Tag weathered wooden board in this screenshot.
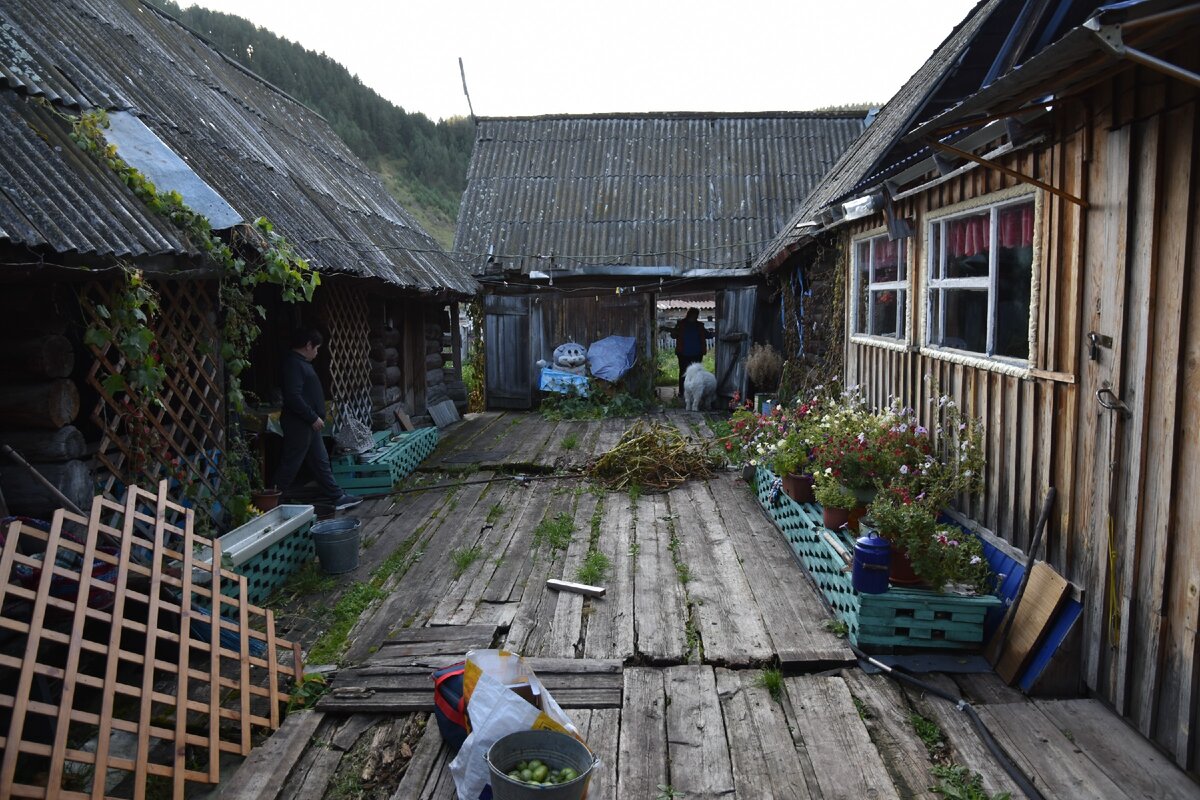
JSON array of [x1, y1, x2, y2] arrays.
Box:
[[992, 561, 1070, 684], [541, 491, 600, 658], [217, 710, 324, 800], [368, 624, 500, 660], [616, 667, 669, 798], [632, 493, 689, 662], [709, 475, 855, 665], [976, 701, 1134, 799], [319, 657, 623, 714], [502, 488, 580, 655], [480, 480, 559, 605], [901, 674, 1022, 800], [663, 665, 735, 799], [344, 476, 498, 662], [671, 480, 773, 665], [784, 675, 901, 800], [388, 716, 457, 800], [716, 668, 817, 799], [583, 493, 637, 659], [839, 670, 938, 800], [1036, 699, 1200, 800]]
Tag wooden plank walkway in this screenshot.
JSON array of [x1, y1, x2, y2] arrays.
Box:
[[214, 412, 1200, 800]]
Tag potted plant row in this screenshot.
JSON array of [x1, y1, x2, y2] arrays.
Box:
[[728, 378, 992, 595]]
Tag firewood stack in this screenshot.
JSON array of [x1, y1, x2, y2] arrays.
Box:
[[0, 295, 92, 516], [367, 299, 410, 430]]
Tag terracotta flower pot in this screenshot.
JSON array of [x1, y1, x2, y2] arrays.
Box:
[[782, 473, 816, 504], [847, 503, 867, 533], [250, 487, 282, 512], [880, 531, 922, 586], [823, 505, 851, 531]]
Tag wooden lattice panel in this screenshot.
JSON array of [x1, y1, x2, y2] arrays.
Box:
[[0, 481, 302, 799], [84, 278, 228, 524], [317, 281, 372, 432]]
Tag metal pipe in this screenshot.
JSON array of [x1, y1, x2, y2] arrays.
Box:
[[1120, 46, 1200, 89], [0, 444, 85, 516]]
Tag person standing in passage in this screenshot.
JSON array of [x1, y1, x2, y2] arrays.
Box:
[[672, 307, 709, 396], [274, 328, 362, 510]]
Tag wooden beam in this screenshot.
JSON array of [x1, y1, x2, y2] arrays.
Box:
[[931, 141, 1089, 208]]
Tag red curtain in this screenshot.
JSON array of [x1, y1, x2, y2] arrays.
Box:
[[945, 202, 1033, 258]]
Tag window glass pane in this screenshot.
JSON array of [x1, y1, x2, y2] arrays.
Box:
[[994, 202, 1034, 358], [943, 210, 991, 279], [897, 239, 907, 281], [874, 237, 900, 282], [929, 288, 940, 343], [870, 289, 899, 337], [940, 288, 988, 353], [930, 224, 941, 279], [854, 240, 870, 333]]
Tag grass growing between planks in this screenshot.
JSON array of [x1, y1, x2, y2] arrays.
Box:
[[533, 512, 575, 553], [451, 545, 483, 578], [305, 526, 427, 665], [909, 712, 1011, 800], [574, 497, 611, 586], [755, 667, 784, 703]]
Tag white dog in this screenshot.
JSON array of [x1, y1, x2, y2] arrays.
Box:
[[683, 363, 717, 411]]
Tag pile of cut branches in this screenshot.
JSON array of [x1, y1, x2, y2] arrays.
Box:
[[588, 421, 716, 491]]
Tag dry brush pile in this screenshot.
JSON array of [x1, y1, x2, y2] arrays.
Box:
[[587, 421, 717, 491]]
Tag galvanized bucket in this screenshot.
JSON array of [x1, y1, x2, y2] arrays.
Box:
[[486, 729, 598, 800], [310, 517, 361, 574]]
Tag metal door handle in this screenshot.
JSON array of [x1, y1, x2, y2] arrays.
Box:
[[1096, 385, 1129, 415]]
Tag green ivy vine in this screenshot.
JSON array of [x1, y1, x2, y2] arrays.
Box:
[[72, 109, 321, 525]]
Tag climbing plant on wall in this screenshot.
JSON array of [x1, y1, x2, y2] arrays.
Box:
[[72, 109, 320, 526]]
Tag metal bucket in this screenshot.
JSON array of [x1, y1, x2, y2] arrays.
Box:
[[310, 517, 361, 574], [486, 730, 598, 800]]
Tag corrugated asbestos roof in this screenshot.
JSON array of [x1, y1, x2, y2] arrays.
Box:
[[753, 0, 1007, 271], [454, 112, 865, 276], [0, 0, 476, 295]]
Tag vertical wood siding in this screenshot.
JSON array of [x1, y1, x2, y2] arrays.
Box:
[[842, 60, 1200, 770]]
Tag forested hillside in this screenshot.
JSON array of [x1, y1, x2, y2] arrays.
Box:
[[146, 0, 473, 248]]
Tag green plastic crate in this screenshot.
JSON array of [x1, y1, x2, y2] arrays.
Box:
[[755, 466, 1000, 652], [330, 427, 439, 492]]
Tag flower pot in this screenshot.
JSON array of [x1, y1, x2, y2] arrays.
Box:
[[823, 505, 851, 531], [851, 486, 878, 504], [847, 503, 867, 533], [782, 473, 816, 504], [250, 487, 282, 511], [741, 463, 757, 483], [883, 536, 922, 586]]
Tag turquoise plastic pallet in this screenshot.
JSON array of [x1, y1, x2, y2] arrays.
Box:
[[330, 427, 439, 492], [755, 465, 1000, 652]]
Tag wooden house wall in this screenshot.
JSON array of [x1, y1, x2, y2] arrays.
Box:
[[840, 61, 1200, 769]]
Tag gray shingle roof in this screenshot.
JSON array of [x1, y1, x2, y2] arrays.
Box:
[[0, 0, 477, 295], [753, 0, 1006, 271], [455, 112, 865, 276]]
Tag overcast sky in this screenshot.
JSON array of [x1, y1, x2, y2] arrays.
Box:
[[185, 0, 982, 122]]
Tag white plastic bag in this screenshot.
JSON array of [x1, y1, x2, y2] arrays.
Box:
[[448, 650, 586, 800]]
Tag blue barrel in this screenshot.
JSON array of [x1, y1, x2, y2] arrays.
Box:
[[852, 531, 891, 594]]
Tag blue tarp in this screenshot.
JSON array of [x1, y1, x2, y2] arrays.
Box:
[[587, 336, 637, 382], [539, 368, 590, 396]]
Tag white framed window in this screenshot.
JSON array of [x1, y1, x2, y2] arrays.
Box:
[[926, 196, 1035, 361], [851, 233, 907, 339]]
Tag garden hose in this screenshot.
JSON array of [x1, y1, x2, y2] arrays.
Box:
[[848, 643, 1045, 800]]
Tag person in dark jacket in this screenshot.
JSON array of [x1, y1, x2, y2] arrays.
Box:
[[670, 308, 709, 395], [273, 328, 361, 510]]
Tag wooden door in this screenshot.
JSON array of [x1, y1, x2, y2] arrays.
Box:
[[484, 295, 531, 409], [715, 287, 756, 400]]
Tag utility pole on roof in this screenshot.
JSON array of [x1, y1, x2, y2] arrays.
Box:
[[459, 57, 477, 125]]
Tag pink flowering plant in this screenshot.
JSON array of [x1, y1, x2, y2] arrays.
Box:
[[908, 524, 994, 595]]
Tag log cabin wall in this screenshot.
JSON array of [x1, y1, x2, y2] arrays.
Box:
[[839, 55, 1200, 770]]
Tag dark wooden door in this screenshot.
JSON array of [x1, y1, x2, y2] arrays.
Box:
[[484, 295, 531, 409]]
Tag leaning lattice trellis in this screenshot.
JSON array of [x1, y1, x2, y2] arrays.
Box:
[[83, 278, 229, 527], [317, 279, 373, 432], [0, 481, 302, 799]]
